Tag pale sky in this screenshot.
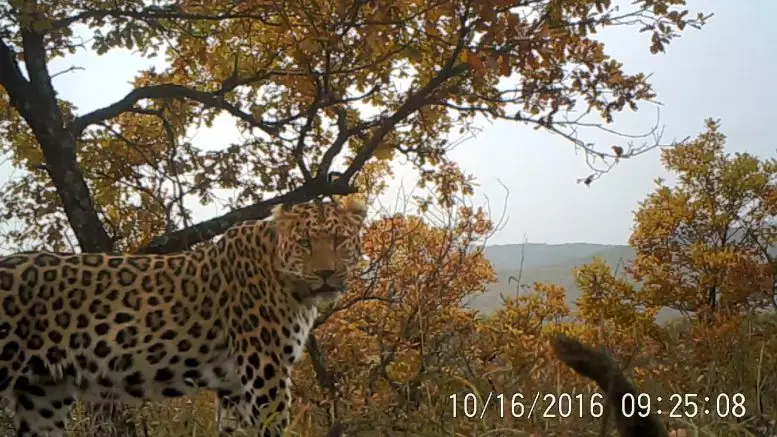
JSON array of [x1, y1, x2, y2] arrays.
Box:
[[6, 0, 777, 247]]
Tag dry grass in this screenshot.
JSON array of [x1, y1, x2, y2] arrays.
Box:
[[0, 314, 775, 437]]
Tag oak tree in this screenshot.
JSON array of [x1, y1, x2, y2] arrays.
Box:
[[629, 119, 777, 319], [0, 0, 708, 255]]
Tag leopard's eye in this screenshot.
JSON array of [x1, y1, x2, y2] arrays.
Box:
[[299, 239, 312, 249], [333, 235, 346, 247]]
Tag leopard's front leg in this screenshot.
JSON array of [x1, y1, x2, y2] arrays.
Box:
[[215, 354, 291, 437]]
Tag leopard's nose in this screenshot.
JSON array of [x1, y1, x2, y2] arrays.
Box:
[[315, 269, 335, 280]]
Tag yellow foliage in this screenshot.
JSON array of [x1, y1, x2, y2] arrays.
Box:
[[629, 119, 777, 317]]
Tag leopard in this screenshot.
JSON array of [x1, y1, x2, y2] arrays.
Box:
[[0, 197, 368, 437]]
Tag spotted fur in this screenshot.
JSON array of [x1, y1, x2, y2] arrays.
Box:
[[0, 198, 368, 437]]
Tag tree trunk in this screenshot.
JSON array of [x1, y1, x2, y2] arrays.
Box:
[[1, 29, 135, 437]]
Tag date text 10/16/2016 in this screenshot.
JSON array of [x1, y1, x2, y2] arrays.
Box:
[[448, 392, 748, 419], [449, 392, 607, 419]]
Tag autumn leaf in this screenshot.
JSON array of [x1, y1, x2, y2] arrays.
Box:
[[373, 142, 394, 160], [499, 55, 511, 77], [484, 55, 500, 72], [465, 51, 485, 72]]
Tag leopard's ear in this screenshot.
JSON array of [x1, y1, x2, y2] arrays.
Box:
[[342, 195, 368, 223], [271, 202, 294, 221]]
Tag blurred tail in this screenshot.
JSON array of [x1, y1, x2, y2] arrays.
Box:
[[325, 422, 343, 437], [550, 335, 668, 437]]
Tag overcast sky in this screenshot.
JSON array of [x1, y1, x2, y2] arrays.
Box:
[[6, 0, 776, 247]]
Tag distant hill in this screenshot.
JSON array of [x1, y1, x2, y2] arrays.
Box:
[[481, 243, 630, 271], [465, 243, 680, 322]]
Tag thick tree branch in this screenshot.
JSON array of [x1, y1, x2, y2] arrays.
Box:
[[52, 5, 278, 30], [68, 70, 378, 140], [294, 75, 325, 181], [133, 177, 357, 254], [307, 334, 336, 393], [0, 35, 114, 252], [307, 332, 341, 435], [68, 83, 279, 137], [314, 62, 466, 184], [0, 41, 32, 99]]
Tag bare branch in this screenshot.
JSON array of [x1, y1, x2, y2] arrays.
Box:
[[339, 14, 473, 183], [50, 65, 85, 79]]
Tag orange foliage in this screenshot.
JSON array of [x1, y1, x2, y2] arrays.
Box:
[[292, 205, 496, 433], [563, 120, 777, 427]]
